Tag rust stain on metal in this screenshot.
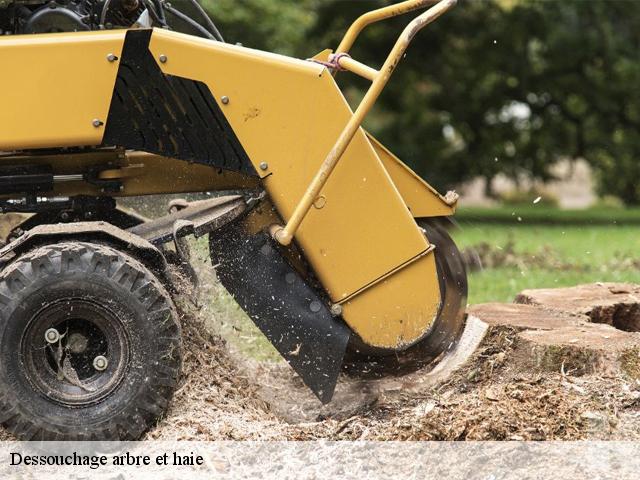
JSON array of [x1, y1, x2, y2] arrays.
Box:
[[243, 107, 261, 122]]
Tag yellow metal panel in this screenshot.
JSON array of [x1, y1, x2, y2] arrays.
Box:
[[0, 29, 445, 348], [367, 133, 456, 218], [0, 30, 125, 149], [148, 29, 429, 301], [341, 253, 441, 349]]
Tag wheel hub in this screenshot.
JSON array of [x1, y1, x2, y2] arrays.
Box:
[[22, 299, 130, 406], [67, 332, 89, 354]]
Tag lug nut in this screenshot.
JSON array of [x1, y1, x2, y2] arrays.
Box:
[[44, 328, 61, 344], [93, 356, 108, 371]]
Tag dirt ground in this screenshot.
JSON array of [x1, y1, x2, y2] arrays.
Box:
[[145, 280, 640, 441], [0, 213, 639, 441]]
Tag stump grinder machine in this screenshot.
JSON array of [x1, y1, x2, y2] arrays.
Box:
[[0, 0, 467, 439]]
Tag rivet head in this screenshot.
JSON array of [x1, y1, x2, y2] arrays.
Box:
[[221, 96, 230, 105], [106, 53, 118, 62], [93, 355, 108, 371], [330, 304, 343, 317], [92, 119, 104, 128], [159, 54, 168, 63], [259, 162, 269, 171]]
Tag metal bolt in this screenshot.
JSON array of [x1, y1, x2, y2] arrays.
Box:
[[221, 96, 230, 105], [259, 162, 269, 171], [92, 119, 104, 128], [45, 328, 61, 344], [159, 54, 168, 63], [309, 301, 322, 313], [313, 195, 327, 209], [93, 355, 108, 371], [106, 53, 118, 62], [330, 304, 343, 317]]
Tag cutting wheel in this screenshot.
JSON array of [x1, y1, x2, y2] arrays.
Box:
[[343, 217, 468, 376]]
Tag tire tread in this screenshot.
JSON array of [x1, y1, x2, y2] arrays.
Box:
[[0, 242, 182, 441]]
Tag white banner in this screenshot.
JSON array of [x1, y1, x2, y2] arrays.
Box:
[[1, 441, 638, 479]]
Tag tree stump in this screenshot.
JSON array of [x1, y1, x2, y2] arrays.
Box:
[[468, 285, 640, 379], [516, 283, 640, 331]]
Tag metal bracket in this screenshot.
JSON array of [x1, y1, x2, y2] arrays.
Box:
[[127, 195, 248, 245]]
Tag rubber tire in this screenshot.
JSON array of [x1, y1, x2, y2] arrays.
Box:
[[0, 242, 182, 440], [343, 218, 468, 376]]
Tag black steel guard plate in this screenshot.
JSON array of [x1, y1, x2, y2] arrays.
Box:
[[210, 223, 350, 404]]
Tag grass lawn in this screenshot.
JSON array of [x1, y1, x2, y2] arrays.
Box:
[[456, 205, 640, 225], [451, 222, 640, 304], [191, 209, 639, 358]]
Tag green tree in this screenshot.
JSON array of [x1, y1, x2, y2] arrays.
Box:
[[202, 0, 640, 204], [201, 0, 317, 55]]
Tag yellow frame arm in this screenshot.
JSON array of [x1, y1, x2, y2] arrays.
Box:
[[272, 0, 457, 246]]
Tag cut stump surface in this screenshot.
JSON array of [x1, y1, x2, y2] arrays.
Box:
[[516, 283, 640, 331], [468, 283, 640, 379]]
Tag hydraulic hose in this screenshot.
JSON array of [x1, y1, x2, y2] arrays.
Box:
[[164, 4, 215, 40]]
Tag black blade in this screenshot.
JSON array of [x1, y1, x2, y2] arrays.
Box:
[[417, 219, 468, 356], [210, 223, 350, 404]]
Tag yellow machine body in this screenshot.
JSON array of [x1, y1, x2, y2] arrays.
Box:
[[0, 0, 469, 433], [0, 13, 456, 349]]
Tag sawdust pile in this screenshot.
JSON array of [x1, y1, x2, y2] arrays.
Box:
[[262, 327, 635, 441], [1, 214, 639, 441], [147, 307, 640, 441], [0, 266, 635, 441], [146, 299, 283, 440]]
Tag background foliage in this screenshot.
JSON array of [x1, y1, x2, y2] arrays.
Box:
[[202, 0, 640, 204]]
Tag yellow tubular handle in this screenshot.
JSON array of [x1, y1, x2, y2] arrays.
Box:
[[337, 0, 439, 55], [272, 0, 457, 246]]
